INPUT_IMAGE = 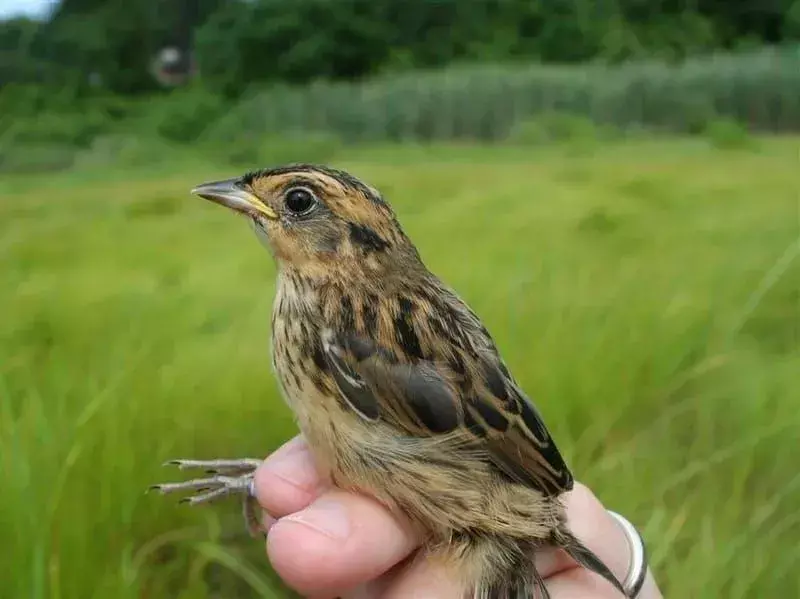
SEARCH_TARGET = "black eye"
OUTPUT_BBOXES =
[285,187,317,215]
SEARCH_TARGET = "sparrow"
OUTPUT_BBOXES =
[151,164,628,599]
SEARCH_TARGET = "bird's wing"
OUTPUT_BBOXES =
[321,326,574,497]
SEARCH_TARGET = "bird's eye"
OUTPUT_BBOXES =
[284,187,317,216]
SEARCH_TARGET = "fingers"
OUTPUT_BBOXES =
[266,489,421,597]
[369,552,462,599]
[252,435,328,518]
[252,435,422,597]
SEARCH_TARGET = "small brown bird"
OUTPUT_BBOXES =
[152,164,628,599]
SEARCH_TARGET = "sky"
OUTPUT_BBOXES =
[0,0,55,19]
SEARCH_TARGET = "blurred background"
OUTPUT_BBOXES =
[1,1,798,598]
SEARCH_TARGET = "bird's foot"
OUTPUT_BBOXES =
[150,458,264,537]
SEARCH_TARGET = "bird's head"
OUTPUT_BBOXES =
[191,164,422,281]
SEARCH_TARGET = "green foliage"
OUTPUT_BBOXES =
[0,143,76,173]
[218,132,343,168]
[507,112,616,146]
[1,47,798,170]
[72,135,185,169]
[1,139,798,599]
[2,111,110,147]
[598,11,721,63]
[195,0,393,95]
[25,0,227,94]
[703,118,757,150]
[0,83,80,117]
[0,17,65,85]
[5,0,799,96]
[134,86,226,143]
[213,47,800,142]
[192,0,800,91]
[0,84,136,151]
[787,1,800,38]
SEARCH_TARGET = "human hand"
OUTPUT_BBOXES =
[252,435,663,598]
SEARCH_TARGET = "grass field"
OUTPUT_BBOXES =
[1,137,798,598]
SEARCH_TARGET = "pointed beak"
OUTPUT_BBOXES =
[191,178,278,220]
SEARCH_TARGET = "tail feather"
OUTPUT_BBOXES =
[530,567,549,599]
[457,527,627,599]
[457,534,550,599]
[556,528,628,597]
[473,571,548,599]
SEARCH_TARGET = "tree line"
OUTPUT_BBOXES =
[2,0,799,96]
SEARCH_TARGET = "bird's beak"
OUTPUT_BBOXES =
[191,178,278,220]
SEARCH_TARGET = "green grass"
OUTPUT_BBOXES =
[1,137,798,598]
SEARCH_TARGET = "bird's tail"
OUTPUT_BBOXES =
[455,535,549,599]
[472,571,547,599]
[473,577,539,599]
[459,528,627,599]
[553,525,628,597]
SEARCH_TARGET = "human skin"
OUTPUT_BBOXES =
[252,435,663,599]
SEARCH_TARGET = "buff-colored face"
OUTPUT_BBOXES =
[192,164,415,276]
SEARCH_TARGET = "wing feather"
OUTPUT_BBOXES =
[321,321,574,496]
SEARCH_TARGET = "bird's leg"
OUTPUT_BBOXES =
[150,458,264,537]
[163,458,263,472]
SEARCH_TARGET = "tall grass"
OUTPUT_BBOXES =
[207,46,800,142]
[1,137,798,598]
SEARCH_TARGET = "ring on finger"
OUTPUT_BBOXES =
[607,510,648,598]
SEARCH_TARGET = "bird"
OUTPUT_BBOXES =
[151,164,628,599]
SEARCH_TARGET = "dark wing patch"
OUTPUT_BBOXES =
[397,363,461,433]
[322,331,459,434]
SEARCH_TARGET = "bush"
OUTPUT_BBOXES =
[507,112,616,145]
[0,83,81,119]
[133,86,226,144]
[702,118,757,150]
[0,85,137,148]
[0,111,112,147]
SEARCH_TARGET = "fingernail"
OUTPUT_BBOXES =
[283,498,350,539]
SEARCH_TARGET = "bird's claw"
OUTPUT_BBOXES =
[162,458,262,473]
[150,457,264,537]
[149,473,251,498]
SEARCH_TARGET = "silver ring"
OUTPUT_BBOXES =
[247,478,257,498]
[607,510,648,598]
